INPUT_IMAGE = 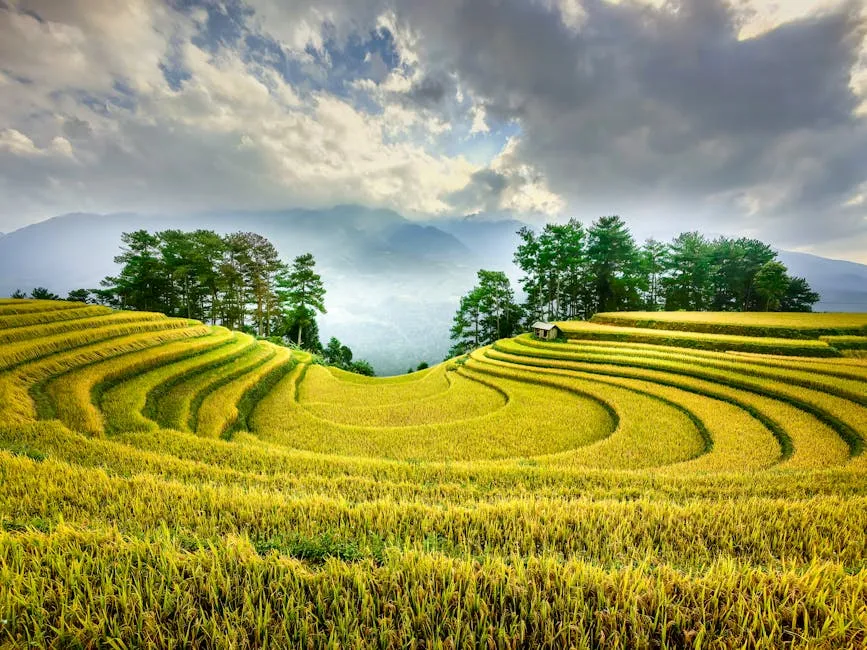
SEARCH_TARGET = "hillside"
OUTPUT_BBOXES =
[2,209,867,375]
[1,300,866,647]
[0,208,476,375]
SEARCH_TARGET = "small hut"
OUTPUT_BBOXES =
[531,322,561,341]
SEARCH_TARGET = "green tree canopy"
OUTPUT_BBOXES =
[586,216,643,313]
[780,276,820,312]
[754,261,791,311]
[449,270,522,357]
[276,253,326,348]
[30,287,61,301]
[510,219,819,320]
[66,289,92,303]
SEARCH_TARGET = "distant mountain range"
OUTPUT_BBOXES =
[1,207,865,374]
[0,207,482,374]
[775,250,867,313]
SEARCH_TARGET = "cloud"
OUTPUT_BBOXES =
[0,0,865,262]
[375,0,867,256]
[0,0,490,227]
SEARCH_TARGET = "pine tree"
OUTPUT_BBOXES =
[754,261,790,311]
[449,270,521,356]
[276,253,326,348]
[586,216,642,314]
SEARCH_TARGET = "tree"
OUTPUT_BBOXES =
[545,219,587,320]
[780,276,820,312]
[639,238,667,311]
[514,219,587,322]
[449,287,484,356]
[188,230,229,325]
[514,226,544,323]
[507,216,816,321]
[707,237,776,311]
[219,232,253,330]
[586,216,643,314]
[66,289,92,303]
[277,307,323,353]
[276,253,326,348]
[450,270,522,356]
[753,261,790,311]
[323,336,353,368]
[320,335,374,375]
[236,232,284,336]
[416,361,429,371]
[347,360,375,376]
[102,230,167,312]
[11,289,27,299]
[476,270,522,343]
[663,232,711,310]
[30,287,60,300]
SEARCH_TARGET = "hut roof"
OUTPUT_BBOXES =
[532,322,558,331]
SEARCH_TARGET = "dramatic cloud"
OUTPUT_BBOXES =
[1,0,865,260]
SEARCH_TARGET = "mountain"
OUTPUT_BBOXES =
[777,250,867,313]
[0,206,477,375]
[2,208,866,374]
[430,215,526,280]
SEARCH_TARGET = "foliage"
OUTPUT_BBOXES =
[320,336,374,376]
[30,287,61,301]
[66,288,92,303]
[511,218,819,322]
[753,261,790,311]
[97,230,294,337]
[275,253,326,348]
[346,359,375,376]
[449,269,522,356]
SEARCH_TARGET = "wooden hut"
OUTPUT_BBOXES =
[531,322,561,340]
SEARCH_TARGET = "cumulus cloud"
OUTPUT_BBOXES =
[0,0,494,228]
[0,0,865,261]
[379,0,867,258]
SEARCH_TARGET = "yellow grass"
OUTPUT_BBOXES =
[0,325,218,426]
[195,342,293,438]
[298,363,450,407]
[556,320,840,356]
[253,359,615,461]
[1,301,866,648]
[299,364,505,426]
[44,326,220,435]
[0,310,169,345]
[100,328,245,433]
[0,299,86,314]
[149,333,261,431]
[593,310,867,330]
[0,315,198,370]
[493,337,853,469]
[0,304,111,329]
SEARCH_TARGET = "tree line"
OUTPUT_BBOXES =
[11,229,374,375]
[449,216,820,356]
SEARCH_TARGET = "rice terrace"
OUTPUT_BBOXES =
[0,299,865,648]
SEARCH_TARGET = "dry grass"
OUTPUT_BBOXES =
[1,301,865,648]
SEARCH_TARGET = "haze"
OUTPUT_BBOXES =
[1,0,866,259]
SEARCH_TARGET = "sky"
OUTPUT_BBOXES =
[1,0,866,262]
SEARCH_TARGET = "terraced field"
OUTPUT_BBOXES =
[1,301,865,648]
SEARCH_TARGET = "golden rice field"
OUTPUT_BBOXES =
[0,300,865,649]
